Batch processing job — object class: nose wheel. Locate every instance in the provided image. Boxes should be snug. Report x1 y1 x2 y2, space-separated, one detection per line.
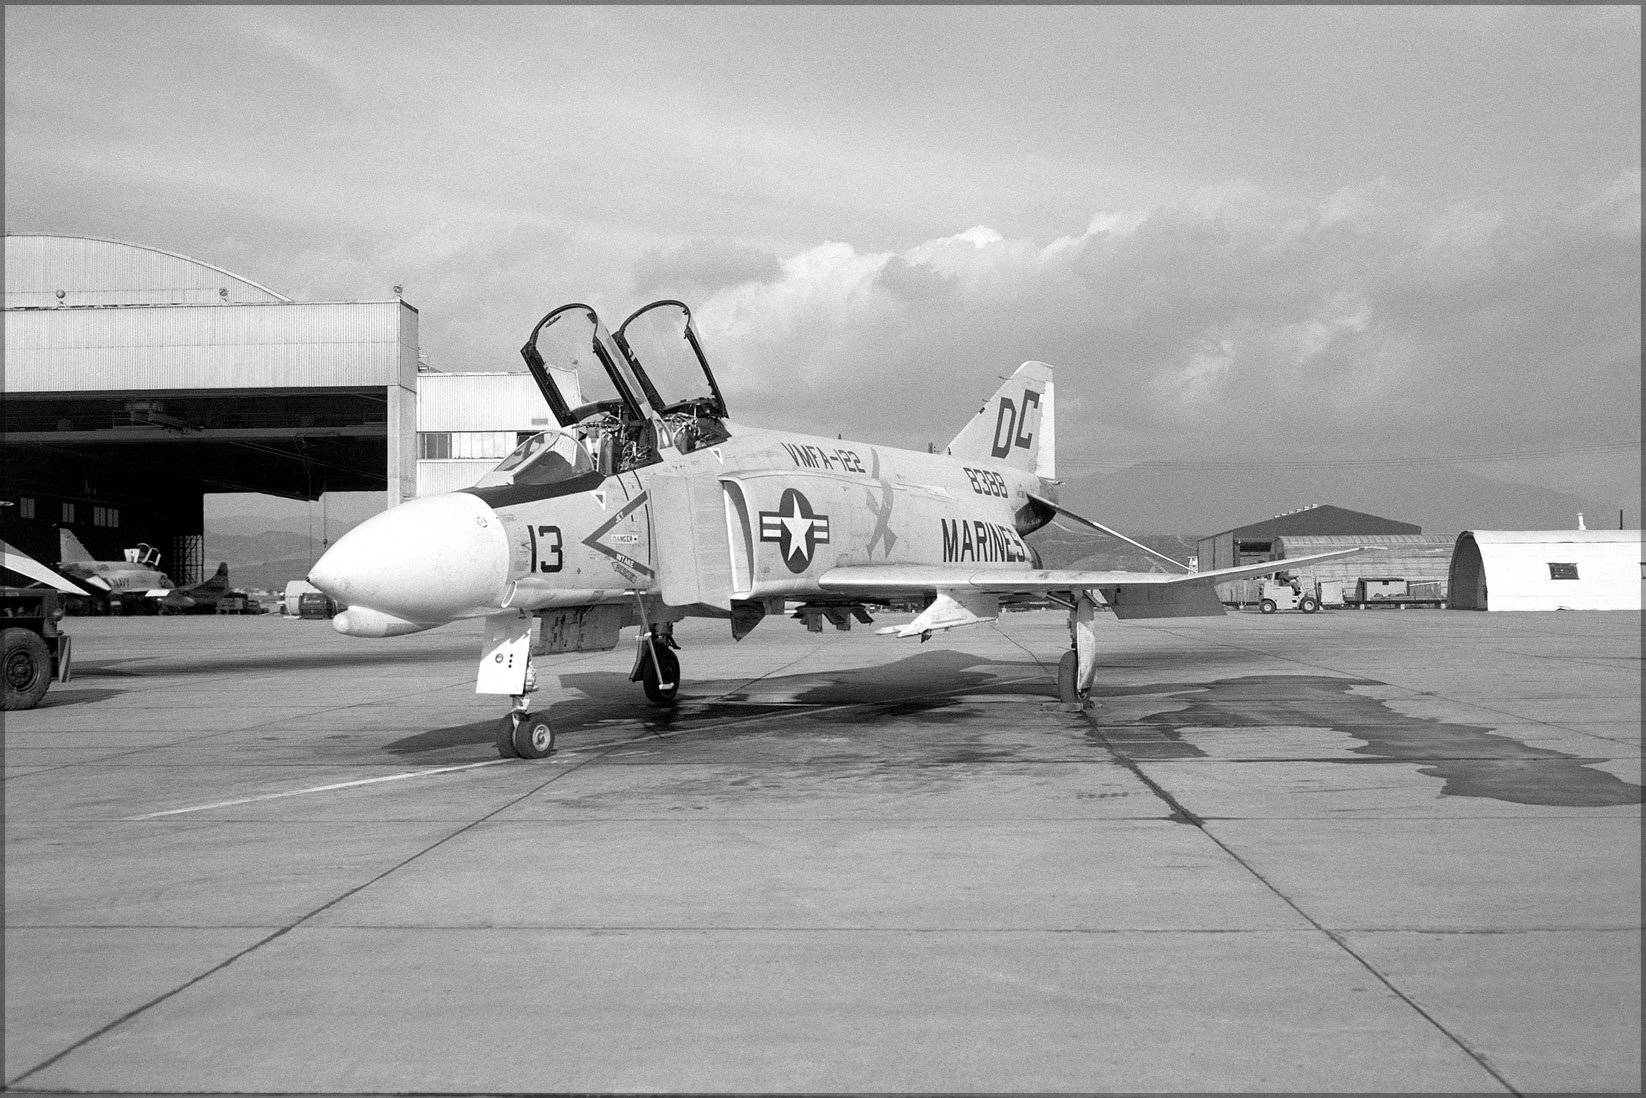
497 710 555 759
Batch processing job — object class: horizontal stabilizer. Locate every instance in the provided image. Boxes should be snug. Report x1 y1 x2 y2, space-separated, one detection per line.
1027 493 1192 573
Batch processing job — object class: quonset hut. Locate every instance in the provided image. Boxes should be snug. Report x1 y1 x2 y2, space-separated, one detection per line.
1448 530 1643 611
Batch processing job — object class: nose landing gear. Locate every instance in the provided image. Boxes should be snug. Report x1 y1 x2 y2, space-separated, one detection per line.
495 661 555 759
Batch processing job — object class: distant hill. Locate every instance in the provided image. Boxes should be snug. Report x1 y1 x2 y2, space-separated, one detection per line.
1025 525 1196 572
202 523 363 592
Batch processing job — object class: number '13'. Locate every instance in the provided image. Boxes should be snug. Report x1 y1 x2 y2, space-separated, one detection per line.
527 525 563 573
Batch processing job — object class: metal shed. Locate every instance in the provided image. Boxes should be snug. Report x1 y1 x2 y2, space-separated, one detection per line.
1448 530 1643 611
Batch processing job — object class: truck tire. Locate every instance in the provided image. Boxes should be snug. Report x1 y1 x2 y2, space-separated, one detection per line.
3 628 52 711
1259 599 1277 615
1299 596 1319 613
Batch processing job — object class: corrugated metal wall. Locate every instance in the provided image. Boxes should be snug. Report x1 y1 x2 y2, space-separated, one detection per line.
416 373 556 430
1275 534 1457 589
417 461 496 497
4 301 412 391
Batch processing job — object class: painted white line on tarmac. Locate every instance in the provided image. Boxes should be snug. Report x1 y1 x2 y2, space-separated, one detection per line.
128 672 1047 819
126 759 513 819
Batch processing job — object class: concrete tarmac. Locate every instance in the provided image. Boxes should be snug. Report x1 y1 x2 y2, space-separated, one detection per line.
3 607 1640 1094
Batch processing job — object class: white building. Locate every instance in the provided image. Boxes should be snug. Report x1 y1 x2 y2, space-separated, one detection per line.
1448 530 1643 611
415 372 555 497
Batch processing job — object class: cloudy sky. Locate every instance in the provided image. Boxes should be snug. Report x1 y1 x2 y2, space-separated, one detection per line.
6 5 1640 531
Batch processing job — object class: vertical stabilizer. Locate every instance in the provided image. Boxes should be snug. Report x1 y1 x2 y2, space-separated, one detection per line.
59 527 95 563
945 361 1055 479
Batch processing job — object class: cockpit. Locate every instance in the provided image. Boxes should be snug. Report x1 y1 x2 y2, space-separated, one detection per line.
507 300 731 480
473 428 597 490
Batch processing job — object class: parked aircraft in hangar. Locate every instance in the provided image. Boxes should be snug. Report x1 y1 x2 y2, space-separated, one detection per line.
154 561 235 614
56 528 173 601
309 300 1371 758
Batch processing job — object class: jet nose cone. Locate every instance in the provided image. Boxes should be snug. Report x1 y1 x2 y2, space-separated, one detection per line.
309 493 510 623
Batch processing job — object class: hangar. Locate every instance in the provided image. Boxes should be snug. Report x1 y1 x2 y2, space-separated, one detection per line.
1195 506 1455 606
1196 504 1420 571
1448 530 1643 611
2 234 419 583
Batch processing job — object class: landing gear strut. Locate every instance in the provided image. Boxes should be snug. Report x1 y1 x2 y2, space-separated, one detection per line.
1058 590 1100 705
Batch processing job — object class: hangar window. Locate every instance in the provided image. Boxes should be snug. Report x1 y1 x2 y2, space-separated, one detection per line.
93 506 119 528
1548 562 1579 580
451 432 515 460
419 432 451 460
61 502 75 523
18 497 35 519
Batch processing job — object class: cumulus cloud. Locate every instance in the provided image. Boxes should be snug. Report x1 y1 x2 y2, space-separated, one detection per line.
683 178 1638 483
632 239 783 300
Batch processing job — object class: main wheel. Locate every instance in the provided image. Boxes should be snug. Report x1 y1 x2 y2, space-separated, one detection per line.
1259 599 1278 615
495 713 522 759
1057 649 1080 703
512 714 556 759
1299 595 1320 613
3 628 52 711
642 644 680 706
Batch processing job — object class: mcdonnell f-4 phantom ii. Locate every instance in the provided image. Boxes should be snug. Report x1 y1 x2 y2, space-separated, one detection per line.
56 528 173 599
308 300 1371 759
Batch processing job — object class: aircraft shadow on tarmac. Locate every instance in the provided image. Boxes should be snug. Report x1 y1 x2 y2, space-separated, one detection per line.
385 647 1057 759
68 646 474 679
1090 674 1643 809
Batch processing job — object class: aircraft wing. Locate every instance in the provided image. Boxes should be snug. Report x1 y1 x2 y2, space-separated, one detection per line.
819 546 1379 625
1 539 91 594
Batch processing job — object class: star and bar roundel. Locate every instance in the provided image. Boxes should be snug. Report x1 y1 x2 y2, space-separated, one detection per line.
759 488 831 573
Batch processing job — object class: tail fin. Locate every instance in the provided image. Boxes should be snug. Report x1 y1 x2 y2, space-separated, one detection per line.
945 361 1055 479
59 526 95 563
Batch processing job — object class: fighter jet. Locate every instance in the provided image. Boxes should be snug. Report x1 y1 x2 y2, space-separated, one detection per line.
56 528 173 599
154 562 234 614
310 300 1372 759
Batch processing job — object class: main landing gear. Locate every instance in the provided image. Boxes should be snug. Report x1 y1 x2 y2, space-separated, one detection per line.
1058 591 1100 706
1057 649 1080 704
631 623 680 706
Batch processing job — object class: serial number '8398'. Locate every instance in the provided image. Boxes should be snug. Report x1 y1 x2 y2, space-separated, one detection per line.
964 466 1010 498
527 525 563 572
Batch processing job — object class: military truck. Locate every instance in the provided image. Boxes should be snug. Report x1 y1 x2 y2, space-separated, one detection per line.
2 587 73 710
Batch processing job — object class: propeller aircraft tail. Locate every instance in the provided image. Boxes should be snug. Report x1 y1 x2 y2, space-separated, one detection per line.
945 361 1054 481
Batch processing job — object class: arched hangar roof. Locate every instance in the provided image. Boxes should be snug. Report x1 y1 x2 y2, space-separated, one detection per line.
1449 530 1643 611
4 233 292 308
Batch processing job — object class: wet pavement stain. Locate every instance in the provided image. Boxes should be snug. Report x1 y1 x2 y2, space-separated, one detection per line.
386 648 1054 758
1092 674 1642 808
